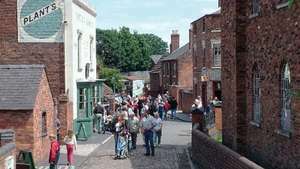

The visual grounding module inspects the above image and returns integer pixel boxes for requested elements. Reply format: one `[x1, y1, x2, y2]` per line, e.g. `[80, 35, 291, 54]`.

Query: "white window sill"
[275, 129, 291, 138]
[276, 2, 289, 9]
[249, 13, 259, 19]
[250, 121, 261, 128]
[211, 29, 221, 33]
[212, 66, 221, 69]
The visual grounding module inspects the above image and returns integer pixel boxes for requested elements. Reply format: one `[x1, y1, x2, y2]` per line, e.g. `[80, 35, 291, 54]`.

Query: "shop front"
[75, 80, 104, 140]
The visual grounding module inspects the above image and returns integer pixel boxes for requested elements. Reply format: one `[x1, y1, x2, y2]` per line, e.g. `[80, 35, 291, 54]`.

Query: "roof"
[124, 76, 144, 81]
[150, 55, 163, 64]
[161, 43, 189, 61]
[191, 8, 221, 24]
[103, 83, 113, 96]
[0, 65, 45, 110]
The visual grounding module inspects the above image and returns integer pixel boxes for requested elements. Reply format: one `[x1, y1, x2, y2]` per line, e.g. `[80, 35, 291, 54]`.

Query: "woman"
[115, 115, 128, 159]
[64, 130, 77, 166]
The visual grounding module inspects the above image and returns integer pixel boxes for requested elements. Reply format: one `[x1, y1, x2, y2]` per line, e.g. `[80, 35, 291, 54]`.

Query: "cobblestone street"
[36, 119, 192, 169]
[80, 120, 192, 169]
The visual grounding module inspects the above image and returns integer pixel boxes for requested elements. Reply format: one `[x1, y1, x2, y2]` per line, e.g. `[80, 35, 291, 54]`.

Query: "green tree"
[99, 66, 124, 92]
[96, 27, 168, 72]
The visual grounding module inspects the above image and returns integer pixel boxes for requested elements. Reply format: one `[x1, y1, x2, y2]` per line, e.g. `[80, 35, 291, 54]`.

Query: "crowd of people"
[110, 93, 177, 159]
[47, 93, 178, 168]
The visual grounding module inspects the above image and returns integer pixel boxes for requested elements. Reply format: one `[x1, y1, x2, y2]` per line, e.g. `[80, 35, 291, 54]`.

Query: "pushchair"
[103, 115, 114, 133]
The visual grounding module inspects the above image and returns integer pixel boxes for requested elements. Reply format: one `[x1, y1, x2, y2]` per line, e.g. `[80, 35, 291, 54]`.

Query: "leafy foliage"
[96, 27, 168, 72]
[99, 64, 124, 92]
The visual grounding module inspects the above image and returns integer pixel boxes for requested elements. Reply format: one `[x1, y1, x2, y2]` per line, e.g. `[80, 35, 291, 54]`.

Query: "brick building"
[0, 0, 103, 140]
[0, 65, 55, 162]
[222, 0, 300, 168]
[191, 10, 221, 107]
[161, 33, 193, 90]
[149, 54, 167, 96]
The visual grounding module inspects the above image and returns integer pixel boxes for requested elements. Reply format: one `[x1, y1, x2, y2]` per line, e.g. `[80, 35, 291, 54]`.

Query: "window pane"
[253, 70, 261, 123]
[280, 64, 292, 132]
[252, 0, 260, 14]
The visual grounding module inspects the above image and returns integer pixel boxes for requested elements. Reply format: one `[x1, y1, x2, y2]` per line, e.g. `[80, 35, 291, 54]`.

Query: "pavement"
[175, 111, 192, 122]
[36, 132, 113, 169]
[37, 119, 193, 169]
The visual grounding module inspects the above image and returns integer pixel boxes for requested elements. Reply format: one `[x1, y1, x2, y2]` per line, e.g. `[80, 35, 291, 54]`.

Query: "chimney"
[218, 0, 221, 7]
[170, 30, 180, 53]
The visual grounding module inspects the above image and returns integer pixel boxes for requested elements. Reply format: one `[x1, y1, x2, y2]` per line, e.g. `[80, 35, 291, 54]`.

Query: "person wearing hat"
[49, 135, 60, 169]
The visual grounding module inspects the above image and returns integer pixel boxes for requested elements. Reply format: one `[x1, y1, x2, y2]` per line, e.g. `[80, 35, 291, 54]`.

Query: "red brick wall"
[32, 70, 55, 162]
[0, 110, 34, 155]
[192, 129, 263, 169]
[0, 0, 65, 99]
[149, 72, 161, 95]
[222, 1, 300, 168]
[161, 60, 177, 91]
[191, 14, 221, 102]
[58, 95, 73, 140]
[178, 50, 193, 88]
[0, 71, 55, 163]
[179, 90, 193, 113]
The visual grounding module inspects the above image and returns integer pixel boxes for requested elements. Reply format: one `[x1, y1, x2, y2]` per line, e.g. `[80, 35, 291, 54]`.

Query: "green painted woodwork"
[17, 150, 35, 169]
[75, 80, 104, 140]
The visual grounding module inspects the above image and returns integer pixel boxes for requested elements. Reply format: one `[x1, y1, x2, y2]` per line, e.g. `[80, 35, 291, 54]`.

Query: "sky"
[89, 0, 219, 46]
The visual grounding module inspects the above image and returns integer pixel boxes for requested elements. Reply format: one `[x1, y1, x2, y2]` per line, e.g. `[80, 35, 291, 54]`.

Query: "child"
[64, 130, 77, 166]
[49, 135, 60, 169]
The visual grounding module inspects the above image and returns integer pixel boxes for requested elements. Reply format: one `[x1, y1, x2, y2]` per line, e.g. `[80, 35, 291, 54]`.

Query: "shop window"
[41, 112, 47, 137]
[280, 63, 292, 133]
[79, 88, 86, 110]
[252, 66, 261, 124]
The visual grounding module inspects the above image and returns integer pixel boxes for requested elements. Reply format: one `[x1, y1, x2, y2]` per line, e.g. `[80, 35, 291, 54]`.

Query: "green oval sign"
[20, 0, 63, 39]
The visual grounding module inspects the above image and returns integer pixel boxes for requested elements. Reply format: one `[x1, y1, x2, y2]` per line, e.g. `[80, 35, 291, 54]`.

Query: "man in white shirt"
[141, 112, 155, 156]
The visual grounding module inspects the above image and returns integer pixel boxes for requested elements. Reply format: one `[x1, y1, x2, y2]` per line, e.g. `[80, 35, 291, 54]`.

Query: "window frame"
[252, 66, 261, 126]
[280, 63, 292, 134]
[77, 31, 83, 71]
[251, 0, 260, 15]
[41, 111, 47, 137]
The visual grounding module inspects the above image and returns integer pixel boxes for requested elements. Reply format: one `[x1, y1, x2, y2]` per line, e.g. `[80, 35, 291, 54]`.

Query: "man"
[128, 111, 139, 150]
[169, 97, 178, 119]
[93, 102, 106, 134]
[141, 112, 155, 156]
[49, 135, 60, 169]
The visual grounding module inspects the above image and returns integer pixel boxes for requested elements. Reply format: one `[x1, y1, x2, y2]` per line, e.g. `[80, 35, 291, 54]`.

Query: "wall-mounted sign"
[18, 0, 64, 42]
[5, 156, 14, 169]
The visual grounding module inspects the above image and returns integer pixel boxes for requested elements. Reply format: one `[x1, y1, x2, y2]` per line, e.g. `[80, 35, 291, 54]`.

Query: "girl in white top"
[64, 130, 77, 166]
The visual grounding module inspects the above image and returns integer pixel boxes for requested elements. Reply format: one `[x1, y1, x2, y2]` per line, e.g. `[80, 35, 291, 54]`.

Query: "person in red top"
[49, 135, 60, 169]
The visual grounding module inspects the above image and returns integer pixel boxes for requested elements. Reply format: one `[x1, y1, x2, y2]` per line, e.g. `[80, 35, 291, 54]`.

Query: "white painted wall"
[64, 0, 97, 120]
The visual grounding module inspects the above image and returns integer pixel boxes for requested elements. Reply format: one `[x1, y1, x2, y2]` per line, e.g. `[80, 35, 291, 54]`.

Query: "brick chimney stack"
[170, 30, 180, 53]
